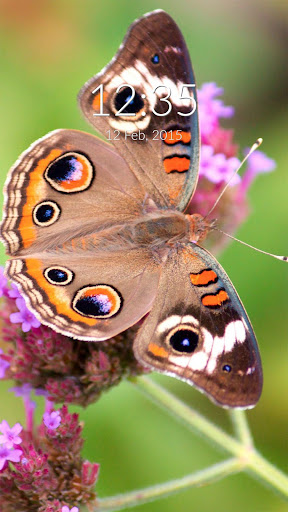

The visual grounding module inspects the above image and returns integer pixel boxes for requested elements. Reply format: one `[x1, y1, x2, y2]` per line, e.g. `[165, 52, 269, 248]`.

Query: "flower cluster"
[0, 395, 98, 512]
[0, 270, 145, 406]
[188, 82, 275, 252]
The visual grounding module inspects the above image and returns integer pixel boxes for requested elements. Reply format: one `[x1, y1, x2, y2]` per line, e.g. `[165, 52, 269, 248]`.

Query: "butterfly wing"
[1, 129, 145, 256]
[6, 248, 160, 340]
[1, 129, 161, 339]
[133, 243, 263, 408]
[78, 10, 199, 211]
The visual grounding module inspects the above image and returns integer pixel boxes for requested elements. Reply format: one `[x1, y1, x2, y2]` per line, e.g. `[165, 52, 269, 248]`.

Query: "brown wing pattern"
[78, 10, 199, 211]
[133, 243, 262, 408]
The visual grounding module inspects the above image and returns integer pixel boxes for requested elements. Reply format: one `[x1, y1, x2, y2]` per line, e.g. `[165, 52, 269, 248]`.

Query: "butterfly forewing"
[1, 129, 145, 256]
[78, 10, 199, 212]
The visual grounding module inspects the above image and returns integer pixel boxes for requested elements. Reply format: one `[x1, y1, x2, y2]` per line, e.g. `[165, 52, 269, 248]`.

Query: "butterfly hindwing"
[133, 243, 263, 408]
[6, 247, 160, 340]
[78, 10, 199, 211]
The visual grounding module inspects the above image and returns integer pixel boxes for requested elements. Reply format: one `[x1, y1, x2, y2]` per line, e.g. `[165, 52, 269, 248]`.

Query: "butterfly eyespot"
[45, 152, 94, 193]
[168, 326, 199, 353]
[33, 201, 61, 227]
[44, 266, 74, 286]
[222, 364, 232, 373]
[151, 53, 160, 64]
[114, 87, 144, 115]
[72, 284, 123, 319]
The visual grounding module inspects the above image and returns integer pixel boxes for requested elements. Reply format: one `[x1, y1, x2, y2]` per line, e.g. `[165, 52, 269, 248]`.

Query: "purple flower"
[200, 145, 241, 185]
[240, 149, 276, 192]
[9, 384, 36, 432]
[43, 410, 61, 430]
[8, 282, 22, 300]
[0, 420, 22, 449]
[0, 349, 10, 379]
[10, 297, 41, 332]
[0, 444, 22, 470]
[198, 82, 234, 138]
[245, 149, 276, 174]
[62, 507, 79, 512]
[9, 382, 33, 399]
[0, 267, 9, 298]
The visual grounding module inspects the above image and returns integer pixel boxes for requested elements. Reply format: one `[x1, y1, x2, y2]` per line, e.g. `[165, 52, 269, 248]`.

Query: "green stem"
[229, 409, 254, 447]
[132, 376, 288, 500]
[96, 458, 241, 512]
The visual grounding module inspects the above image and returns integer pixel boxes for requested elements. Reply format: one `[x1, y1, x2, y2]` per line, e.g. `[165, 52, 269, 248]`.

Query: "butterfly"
[0, 10, 263, 408]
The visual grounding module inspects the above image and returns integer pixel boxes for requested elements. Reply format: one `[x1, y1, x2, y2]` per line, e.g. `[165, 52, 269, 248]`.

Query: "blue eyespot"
[169, 328, 198, 353]
[151, 53, 160, 64]
[44, 266, 74, 286]
[33, 201, 61, 226]
[114, 87, 144, 115]
[223, 364, 232, 373]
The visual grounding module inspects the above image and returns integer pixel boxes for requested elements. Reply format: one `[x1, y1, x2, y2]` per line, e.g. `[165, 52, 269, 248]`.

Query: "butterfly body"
[1, 10, 263, 408]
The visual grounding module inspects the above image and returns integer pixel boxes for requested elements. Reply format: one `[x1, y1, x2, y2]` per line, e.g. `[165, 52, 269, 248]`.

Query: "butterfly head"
[186, 213, 214, 245]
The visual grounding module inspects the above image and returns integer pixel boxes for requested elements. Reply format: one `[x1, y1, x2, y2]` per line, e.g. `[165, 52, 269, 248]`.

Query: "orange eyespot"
[72, 285, 122, 319]
[45, 152, 94, 193]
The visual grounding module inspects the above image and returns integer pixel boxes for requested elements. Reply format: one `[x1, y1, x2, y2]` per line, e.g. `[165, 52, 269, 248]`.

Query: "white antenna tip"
[251, 138, 263, 153]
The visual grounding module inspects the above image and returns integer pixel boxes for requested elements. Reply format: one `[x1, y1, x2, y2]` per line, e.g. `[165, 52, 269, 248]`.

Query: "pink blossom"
[43, 410, 61, 430]
[8, 282, 22, 300]
[0, 267, 9, 298]
[0, 444, 22, 470]
[0, 420, 22, 449]
[9, 382, 33, 399]
[10, 297, 41, 332]
[62, 506, 79, 512]
[200, 145, 241, 185]
[198, 82, 234, 138]
[241, 149, 276, 193]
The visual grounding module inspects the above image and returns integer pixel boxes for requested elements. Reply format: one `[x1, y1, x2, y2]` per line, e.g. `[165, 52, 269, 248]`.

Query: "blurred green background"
[0, 0, 287, 511]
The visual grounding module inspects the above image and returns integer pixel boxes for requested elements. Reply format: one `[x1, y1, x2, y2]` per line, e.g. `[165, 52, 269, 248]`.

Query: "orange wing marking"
[190, 269, 218, 287]
[92, 91, 108, 111]
[201, 289, 229, 308]
[19, 149, 62, 248]
[25, 258, 97, 325]
[163, 156, 190, 174]
[164, 130, 191, 145]
[148, 343, 169, 358]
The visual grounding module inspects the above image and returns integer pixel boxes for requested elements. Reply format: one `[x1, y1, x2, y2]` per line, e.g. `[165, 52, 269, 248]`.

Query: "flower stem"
[229, 409, 254, 447]
[96, 458, 241, 511]
[132, 376, 288, 500]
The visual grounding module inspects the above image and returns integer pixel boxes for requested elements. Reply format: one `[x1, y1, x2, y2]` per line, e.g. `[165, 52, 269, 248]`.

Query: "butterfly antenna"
[213, 227, 288, 262]
[203, 138, 263, 220]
